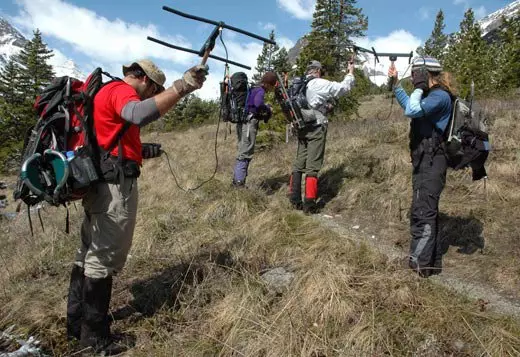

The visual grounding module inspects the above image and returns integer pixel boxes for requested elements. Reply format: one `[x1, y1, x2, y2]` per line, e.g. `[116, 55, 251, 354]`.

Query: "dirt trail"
[314, 214, 520, 319]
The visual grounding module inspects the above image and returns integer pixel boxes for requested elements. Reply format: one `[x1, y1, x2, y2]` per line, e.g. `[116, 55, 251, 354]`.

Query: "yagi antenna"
[351, 45, 414, 87]
[147, 6, 277, 70]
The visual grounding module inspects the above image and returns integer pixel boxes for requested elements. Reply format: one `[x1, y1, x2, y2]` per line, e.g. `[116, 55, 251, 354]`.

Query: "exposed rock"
[261, 267, 294, 294]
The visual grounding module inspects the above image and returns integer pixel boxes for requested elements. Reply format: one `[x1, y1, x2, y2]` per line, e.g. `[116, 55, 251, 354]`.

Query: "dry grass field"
[1, 93, 520, 356]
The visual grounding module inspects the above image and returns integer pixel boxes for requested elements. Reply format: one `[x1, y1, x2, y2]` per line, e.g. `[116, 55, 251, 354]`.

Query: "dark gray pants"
[409, 152, 447, 276]
[236, 118, 259, 161]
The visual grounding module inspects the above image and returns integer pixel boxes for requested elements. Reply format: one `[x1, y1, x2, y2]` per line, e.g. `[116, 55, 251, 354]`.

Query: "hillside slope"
[1, 94, 520, 356]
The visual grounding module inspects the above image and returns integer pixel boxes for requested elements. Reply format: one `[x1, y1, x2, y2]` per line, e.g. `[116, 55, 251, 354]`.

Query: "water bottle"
[65, 151, 75, 162]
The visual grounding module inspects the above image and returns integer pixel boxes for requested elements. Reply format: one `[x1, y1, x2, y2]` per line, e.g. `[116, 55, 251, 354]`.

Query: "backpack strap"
[103, 121, 132, 160]
[301, 76, 316, 96]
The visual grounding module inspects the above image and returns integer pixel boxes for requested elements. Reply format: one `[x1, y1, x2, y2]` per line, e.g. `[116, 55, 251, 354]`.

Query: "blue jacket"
[395, 86, 452, 139]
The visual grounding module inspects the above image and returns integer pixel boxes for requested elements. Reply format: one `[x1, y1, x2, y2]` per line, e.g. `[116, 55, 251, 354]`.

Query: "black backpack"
[220, 72, 250, 123]
[288, 76, 314, 110]
[444, 96, 490, 180]
[287, 76, 316, 123]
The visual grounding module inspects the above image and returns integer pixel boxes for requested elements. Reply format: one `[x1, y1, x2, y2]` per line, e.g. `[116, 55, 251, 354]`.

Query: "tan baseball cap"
[122, 59, 166, 90]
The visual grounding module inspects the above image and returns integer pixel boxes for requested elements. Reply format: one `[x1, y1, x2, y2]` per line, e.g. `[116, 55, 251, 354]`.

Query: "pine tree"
[252, 31, 279, 82]
[444, 9, 493, 98]
[0, 58, 24, 104]
[0, 30, 54, 171]
[15, 29, 54, 101]
[272, 47, 291, 74]
[417, 10, 448, 60]
[297, 0, 367, 78]
[494, 14, 520, 91]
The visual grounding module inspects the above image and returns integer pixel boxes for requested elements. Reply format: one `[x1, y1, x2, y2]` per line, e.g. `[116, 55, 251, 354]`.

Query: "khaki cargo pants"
[75, 177, 138, 279]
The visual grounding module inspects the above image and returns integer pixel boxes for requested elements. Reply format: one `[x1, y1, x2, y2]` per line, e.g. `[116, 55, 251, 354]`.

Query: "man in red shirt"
[66, 59, 208, 355]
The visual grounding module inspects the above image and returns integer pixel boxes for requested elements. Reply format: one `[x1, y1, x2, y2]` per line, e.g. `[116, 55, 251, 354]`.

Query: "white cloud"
[192, 40, 265, 100]
[419, 7, 431, 21]
[259, 22, 276, 31]
[195, 72, 223, 101]
[278, 36, 295, 50]
[276, 0, 316, 20]
[452, 0, 488, 19]
[354, 30, 422, 85]
[12, 0, 194, 67]
[9, 0, 271, 100]
[453, 0, 469, 6]
[474, 5, 488, 19]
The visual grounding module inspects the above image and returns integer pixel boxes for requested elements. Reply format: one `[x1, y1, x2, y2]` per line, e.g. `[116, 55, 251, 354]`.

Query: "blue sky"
[0, 0, 513, 98]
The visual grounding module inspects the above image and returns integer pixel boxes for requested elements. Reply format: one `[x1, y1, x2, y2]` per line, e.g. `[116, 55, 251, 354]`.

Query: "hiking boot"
[79, 334, 134, 356]
[232, 179, 246, 188]
[302, 200, 319, 214]
[67, 265, 85, 341]
[80, 276, 133, 356]
[428, 266, 442, 276]
[408, 259, 431, 278]
[290, 199, 303, 210]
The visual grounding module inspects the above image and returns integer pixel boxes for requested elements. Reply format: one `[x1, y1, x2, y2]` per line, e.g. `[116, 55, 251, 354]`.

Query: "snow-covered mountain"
[51, 58, 86, 80]
[0, 18, 27, 67]
[0, 17, 86, 80]
[479, 0, 520, 41]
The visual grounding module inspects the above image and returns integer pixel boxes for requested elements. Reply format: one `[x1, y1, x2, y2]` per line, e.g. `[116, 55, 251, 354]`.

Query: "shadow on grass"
[439, 213, 485, 255]
[317, 163, 349, 209]
[113, 250, 235, 319]
[259, 173, 290, 196]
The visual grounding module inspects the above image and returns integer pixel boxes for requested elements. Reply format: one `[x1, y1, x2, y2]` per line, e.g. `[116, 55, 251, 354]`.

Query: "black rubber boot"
[80, 276, 130, 356]
[289, 171, 303, 209]
[67, 265, 85, 341]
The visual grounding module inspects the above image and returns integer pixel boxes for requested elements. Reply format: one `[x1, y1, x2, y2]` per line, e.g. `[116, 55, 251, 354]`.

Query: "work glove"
[172, 64, 209, 97]
[141, 143, 162, 159]
[412, 70, 429, 91]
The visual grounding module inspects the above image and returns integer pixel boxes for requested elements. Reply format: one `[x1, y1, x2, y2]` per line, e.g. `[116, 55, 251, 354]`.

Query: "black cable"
[160, 30, 231, 193]
[376, 95, 395, 121]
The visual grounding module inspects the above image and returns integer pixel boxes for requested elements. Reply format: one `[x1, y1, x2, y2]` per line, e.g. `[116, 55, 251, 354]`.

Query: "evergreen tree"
[252, 31, 279, 82]
[272, 47, 291, 74]
[494, 14, 520, 91]
[0, 58, 24, 104]
[15, 29, 54, 101]
[0, 29, 54, 171]
[417, 10, 448, 61]
[297, 0, 367, 78]
[444, 9, 493, 98]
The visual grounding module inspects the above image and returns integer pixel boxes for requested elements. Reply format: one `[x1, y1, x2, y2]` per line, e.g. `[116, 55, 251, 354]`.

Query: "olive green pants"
[292, 124, 328, 176]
